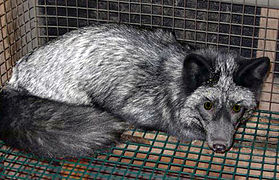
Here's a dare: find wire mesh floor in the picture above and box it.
[1,110,278,179]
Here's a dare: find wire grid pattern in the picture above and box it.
[0,0,279,179]
[0,0,38,87]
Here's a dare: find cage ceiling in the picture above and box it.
[0,0,279,179]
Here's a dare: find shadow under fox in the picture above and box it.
[4,24,270,156]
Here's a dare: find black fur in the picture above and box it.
[0,88,128,158]
[234,57,270,90]
[183,53,213,94]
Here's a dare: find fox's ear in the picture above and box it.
[234,57,270,90]
[183,53,211,93]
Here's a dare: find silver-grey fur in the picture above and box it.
[7,24,270,153]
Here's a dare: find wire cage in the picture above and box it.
[0,0,278,179]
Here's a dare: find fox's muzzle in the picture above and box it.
[206,109,236,153]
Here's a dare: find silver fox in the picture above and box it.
[7,24,270,153]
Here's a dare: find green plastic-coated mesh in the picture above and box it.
[1,110,279,179]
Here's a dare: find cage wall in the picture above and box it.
[0,0,279,179]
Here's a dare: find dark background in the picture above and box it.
[37,0,278,76]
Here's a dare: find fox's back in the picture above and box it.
[9,24,184,105]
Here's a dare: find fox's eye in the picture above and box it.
[232,104,241,113]
[204,101,213,110]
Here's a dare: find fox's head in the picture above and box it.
[180,49,270,153]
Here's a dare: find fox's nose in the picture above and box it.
[212,144,226,153]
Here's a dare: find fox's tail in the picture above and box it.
[0,88,127,158]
